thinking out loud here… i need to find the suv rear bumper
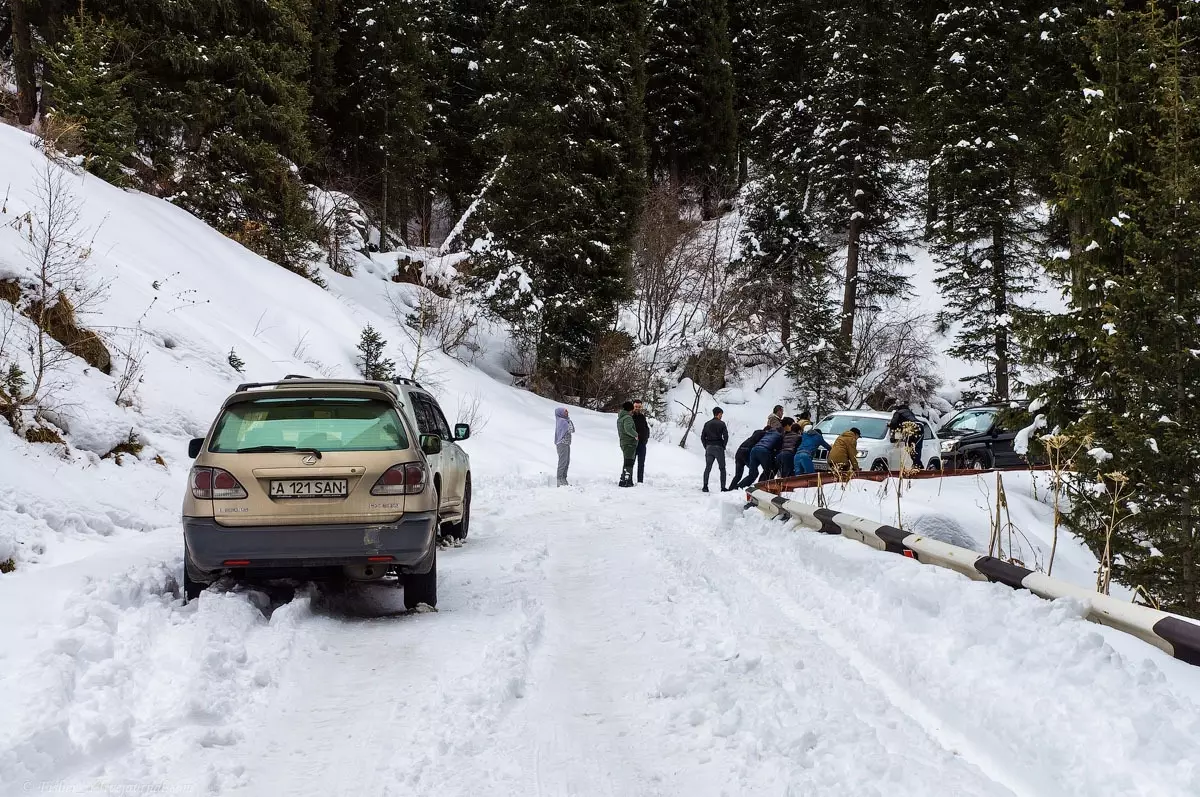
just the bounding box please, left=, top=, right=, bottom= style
left=183, top=512, right=437, bottom=575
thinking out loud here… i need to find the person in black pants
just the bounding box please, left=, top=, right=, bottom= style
left=700, top=407, right=729, bottom=492
left=728, top=426, right=768, bottom=491
left=632, top=399, right=650, bottom=483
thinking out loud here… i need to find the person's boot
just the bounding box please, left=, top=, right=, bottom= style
left=702, top=485, right=709, bottom=493
left=619, top=467, right=633, bottom=487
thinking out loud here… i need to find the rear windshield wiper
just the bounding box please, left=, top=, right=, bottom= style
left=232, top=445, right=323, bottom=459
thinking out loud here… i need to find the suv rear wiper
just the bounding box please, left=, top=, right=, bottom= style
left=233, top=445, right=323, bottom=459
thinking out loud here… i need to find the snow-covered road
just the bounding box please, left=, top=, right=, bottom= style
left=4, top=477, right=1200, bottom=797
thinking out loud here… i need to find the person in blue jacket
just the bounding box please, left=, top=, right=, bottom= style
left=793, top=422, right=832, bottom=475
left=736, top=425, right=784, bottom=488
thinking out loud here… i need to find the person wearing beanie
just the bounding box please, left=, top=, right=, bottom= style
left=700, top=407, right=729, bottom=492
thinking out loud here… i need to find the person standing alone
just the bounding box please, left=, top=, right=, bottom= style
left=617, top=401, right=639, bottom=487
left=632, top=399, right=650, bottom=483
left=700, top=407, right=729, bottom=492
left=554, top=407, right=574, bottom=486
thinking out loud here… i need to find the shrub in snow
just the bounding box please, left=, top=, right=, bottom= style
left=227, top=348, right=246, bottom=374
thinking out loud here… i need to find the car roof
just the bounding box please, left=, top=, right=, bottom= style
left=223, top=377, right=404, bottom=407
left=820, top=410, right=894, bottom=420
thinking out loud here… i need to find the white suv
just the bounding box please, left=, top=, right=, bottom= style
left=811, top=410, right=942, bottom=472
left=391, top=377, right=473, bottom=539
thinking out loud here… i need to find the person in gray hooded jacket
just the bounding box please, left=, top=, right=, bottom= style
left=554, top=407, right=575, bottom=486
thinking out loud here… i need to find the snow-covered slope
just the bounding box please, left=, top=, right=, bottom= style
left=3, top=125, right=1200, bottom=796
left=0, top=123, right=695, bottom=568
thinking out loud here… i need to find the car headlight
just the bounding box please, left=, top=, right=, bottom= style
left=940, top=440, right=958, bottom=453
left=856, top=449, right=868, bottom=459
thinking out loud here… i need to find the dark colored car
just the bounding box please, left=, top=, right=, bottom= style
left=937, top=404, right=1042, bottom=470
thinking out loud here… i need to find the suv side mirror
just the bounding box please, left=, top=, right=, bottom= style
left=454, top=423, right=471, bottom=441
left=188, top=437, right=205, bottom=458
left=420, top=434, right=443, bottom=455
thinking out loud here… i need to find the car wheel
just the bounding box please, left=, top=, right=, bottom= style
left=967, top=452, right=992, bottom=471
left=183, top=551, right=207, bottom=603
left=926, top=458, right=941, bottom=471
left=871, top=459, right=890, bottom=473
left=446, top=476, right=471, bottom=541
left=402, top=548, right=437, bottom=610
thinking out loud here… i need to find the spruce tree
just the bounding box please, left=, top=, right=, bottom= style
left=739, top=0, right=844, bottom=414
left=327, top=0, right=428, bottom=247
left=42, top=14, right=134, bottom=183
left=1028, top=1, right=1200, bottom=615
left=471, top=0, right=646, bottom=392
left=357, top=325, right=396, bottom=381
left=922, top=3, right=1042, bottom=401
left=807, top=0, right=917, bottom=345
left=422, top=0, right=496, bottom=219
left=645, top=0, right=738, bottom=218
left=91, top=0, right=318, bottom=273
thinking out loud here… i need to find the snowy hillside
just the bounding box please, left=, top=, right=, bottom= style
left=3, top=128, right=1200, bottom=796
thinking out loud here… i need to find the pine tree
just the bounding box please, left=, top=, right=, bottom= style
left=470, top=0, right=646, bottom=392
left=356, top=325, right=396, bottom=381
left=422, top=0, right=496, bottom=219
left=645, top=0, right=738, bottom=218
left=42, top=14, right=134, bottom=183
left=86, top=0, right=317, bottom=273
left=807, top=0, right=917, bottom=345
left=922, top=4, right=1042, bottom=401
left=1028, top=1, right=1200, bottom=615
left=328, top=0, right=429, bottom=246
left=738, top=1, right=844, bottom=414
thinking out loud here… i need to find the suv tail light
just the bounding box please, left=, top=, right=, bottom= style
left=371, top=463, right=426, bottom=495
left=190, top=467, right=248, bottom=500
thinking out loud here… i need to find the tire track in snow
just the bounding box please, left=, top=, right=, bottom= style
left=638, top=507, right=1018, bottom=797
left=649, top=514, right=1033, bottom=797
left=680, top=502, right=1200, bottom=797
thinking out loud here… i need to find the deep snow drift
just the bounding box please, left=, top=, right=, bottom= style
left=3, top=125, right=1200, bottom=796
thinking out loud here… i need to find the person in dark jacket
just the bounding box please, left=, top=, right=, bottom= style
left=793, top=425, right=831, bottom=475
left=632, top=399, right=650, bottom=483
left=775, top=423, right=804, bottom=478
left=737, top=427, right=784, bottom=488
left=888, top=407, right=924, bottom=469
left=762, top=417, right=793, bottom=480
left=729, top=427, right=767, bottom=490
left=617, top=402, right=639, bottom=487
left=700, top=407, right=729, bottom=492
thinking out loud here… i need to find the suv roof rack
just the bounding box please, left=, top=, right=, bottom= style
left=392, top=376, right=424, bottom=389
left=234, top=378, right=400, bottom=397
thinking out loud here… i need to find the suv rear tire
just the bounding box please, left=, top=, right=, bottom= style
left=445, top=477, right=471, bottom=540
left=402, top=548, right=437, bottom=610
left=183, top=552, right=207, bottom=603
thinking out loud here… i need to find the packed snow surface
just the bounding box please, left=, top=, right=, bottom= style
left=2, top=123, right=1200, bottom=796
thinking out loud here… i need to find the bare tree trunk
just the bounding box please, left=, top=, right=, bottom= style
left=992, top=224, right=1009, bottom=400
left=11, top=0, right=38, bottom=126
left=380, top=101, right=390, bottom=250
left=840, top=214, right=864, bottom=344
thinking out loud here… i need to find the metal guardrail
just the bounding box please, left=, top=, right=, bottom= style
left=743, top=489, right=1200, bottom=668
left=756, top=464, right=1052, bottom=495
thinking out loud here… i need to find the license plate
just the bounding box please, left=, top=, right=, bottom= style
left=269, top=479, right=349, bottom=499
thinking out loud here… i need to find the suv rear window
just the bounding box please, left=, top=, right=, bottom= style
left=815, top=414, right=890, bottom=440
left=210, top=397, right=409, bottom=453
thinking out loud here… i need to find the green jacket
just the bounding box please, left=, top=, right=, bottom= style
left=617, top=409, right=639, bottom=455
